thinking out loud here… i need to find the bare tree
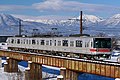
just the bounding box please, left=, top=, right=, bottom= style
left=96, top=32, right=107, bottom=37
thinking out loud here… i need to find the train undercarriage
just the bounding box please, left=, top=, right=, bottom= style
left=8, top=47, right=111, bottom=60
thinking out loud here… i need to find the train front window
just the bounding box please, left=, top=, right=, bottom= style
left=94, top=38, right=111, bottom=48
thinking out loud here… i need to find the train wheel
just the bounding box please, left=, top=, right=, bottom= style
left=117, top=57, right=120, bottom=63
left=79, top=55, right=83, bottom=59
left=86, top=56, right=92, bottom=60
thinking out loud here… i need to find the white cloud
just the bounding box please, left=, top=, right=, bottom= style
left=32, top=0, right=63, bottom=11
left=1, top=0, right=120, bottom=19
left=0, top=0, right=120, bottom=15
left=32, top=0, right=120, bottom=13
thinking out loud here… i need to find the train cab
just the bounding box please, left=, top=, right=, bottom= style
left=90, top=38, right=112, bottom=58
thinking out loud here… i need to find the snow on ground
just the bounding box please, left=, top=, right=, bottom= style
left=43, top=65, right=60, bottom=71
left=0, top=60, right=58, bottom=80
left=0, top=65, right=58, bottom=80
left=0, top=67, right=23, bottom=80
left=0, top=68, right=9, bottom=80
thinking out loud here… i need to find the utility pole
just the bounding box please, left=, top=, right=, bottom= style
left=9, top=19, right=23, bottom=36
left=68, top=11, right=83, bottom=36
left=80, top=11, right=83, bottom=35
left=18, top=20, right=22, bottom=36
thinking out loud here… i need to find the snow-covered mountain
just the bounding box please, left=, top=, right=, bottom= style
left=101, top=14, right=120, bottom=27
left=0, top=13, right=120, bottom=36
left=0, top=14, right=19, bottom=25
left=0, top=14, right=50, bottom=36
left=24, top=14, right=103, bottom=36
left=26, top=14, right=102, bottom=26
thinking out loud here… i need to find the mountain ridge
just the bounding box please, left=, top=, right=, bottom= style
left=0, top=13, right=120, bottom=36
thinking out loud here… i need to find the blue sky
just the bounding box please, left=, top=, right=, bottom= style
left=0, top=0, right=120, bottom=20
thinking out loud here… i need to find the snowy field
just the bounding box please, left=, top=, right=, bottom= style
left=0, top=66, right=58, bottom=80
left=0, top=60, right=58, bottom=80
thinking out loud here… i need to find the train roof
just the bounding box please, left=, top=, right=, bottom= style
left=8, top=36, right=111, bottom=39
left=7, top=33, right=112, bottom=39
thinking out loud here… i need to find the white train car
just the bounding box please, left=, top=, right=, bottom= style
left=6, top=36, right=112, bottom=59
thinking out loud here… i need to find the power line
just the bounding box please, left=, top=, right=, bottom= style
left=9, top=19, right=23, bottom=36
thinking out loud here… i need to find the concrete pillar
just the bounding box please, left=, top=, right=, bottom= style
left=57, top=75, right=63, bottom=80
left=28, top=61, right=32, bottom=68
left=60, top=67, right=78, bottom=80
left=60, top=67, right=66, bottom=80
left=66, top=69, right=78, bottom=80
left=28, top=61, right=42, bottom=80
left=4, top=57, right=18, bottom=73
left=28, top=61, right=34, bottom=80
left=4, top=57, right=10, bottom=72
left=25, top=67, right=30, bottom=80
left=4, top=62, right=8, bottom=72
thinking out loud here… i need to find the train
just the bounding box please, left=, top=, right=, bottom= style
left=6, top=36, right=112, bottom=59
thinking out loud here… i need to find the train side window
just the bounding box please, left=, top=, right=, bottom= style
left=87, top=42, right=89, bottom=47
left=14, top=39, right=16, bottom=44
left=26, top=39, right=28, bottom=44
left=54, top=40, right=56, bottom=46
left=85, top=42, right=87, bottom=47
left=17, top=39, right=20, bottom=44
left=21, top=40, right=23, bottom=44
left=46, top=40, right=49, bottom=45
left=85, top=42, right=89, bottom=47
left=37, top=40, right=39, bottom=45
left=58, top=41, right=61, bottom=46
left=63, top=40, right=68, bottom=46
left=11, top=39, right=14, bottom=43
left=50, top=40, right=52, bottom=46
left=29, top=40, right=31, bottom=44
left=76, top=40, right=82, bottom=47
left=23, top=39, right=26, bottom=44
left=70, top=41, right=74, bottom=47
left=32, top=40, right=36, bottom=44
left=41, top=40, right=44, bottom=45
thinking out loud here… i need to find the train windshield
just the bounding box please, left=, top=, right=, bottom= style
left=94, top=38, right=111, bottom=48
